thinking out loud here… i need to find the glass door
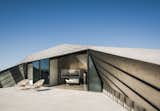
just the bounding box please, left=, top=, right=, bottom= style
left=33, top=61, right=40, bottom=83
left=40, top=59, right=49, bottom=84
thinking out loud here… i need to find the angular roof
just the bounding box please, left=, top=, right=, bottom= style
left=21, top=44, right=89, bottom=63
left=21, top=44, right=160, bottom=65
left=1, top=44, right=160, bottom=72
left=91, top=46, right=160, bottom=65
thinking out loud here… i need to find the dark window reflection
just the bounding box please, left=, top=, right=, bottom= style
left=40, top=59, right=49, bottom=84
left=33, top=61, right=40, bottom=83
left=88, top=56, right=102, bottom=92
left=32, top=59, right=49, bottom=84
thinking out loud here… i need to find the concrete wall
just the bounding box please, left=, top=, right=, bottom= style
left=0, top=71, right=16, bottom=88
left=0, top=65, right=25, bottom=88
left=90, top=50, right=160, bottom=111
left=27, top=63, right=33, bottom=81
left=50, top=58, right=58, bottom=86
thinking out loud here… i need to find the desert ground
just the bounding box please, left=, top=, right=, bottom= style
left=0, top=87, right=127, bottom=111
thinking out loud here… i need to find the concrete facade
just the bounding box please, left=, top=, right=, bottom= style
left=0, top=66, right=25, bottom=88
left=0, top=71, right=15, bottom=88
left=50, top=59, right=58, bottom=86
left=27, top=63, right=33, bottom=81
left=90, top=50, right=160, bottom=111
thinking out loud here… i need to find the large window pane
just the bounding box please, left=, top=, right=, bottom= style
left=88, top=55, right=102, bottom=92
left=33, top=61, right=40, bottom=83
left=40, top=59, right=49, bottom=84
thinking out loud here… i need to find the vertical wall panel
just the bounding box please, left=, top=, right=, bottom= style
left=0, top=71, right=16, bottom=87
left=27, top=63, right=33, bottom=81
left=0, top=65, right=25, bottom=88
left=50, top=59, right=58, bottom=86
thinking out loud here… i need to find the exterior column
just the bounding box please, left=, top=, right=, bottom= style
left=50, top=59, right=58, bottom=86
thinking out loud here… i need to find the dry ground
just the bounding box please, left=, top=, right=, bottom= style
left=0, top=87, right=127, bottom=111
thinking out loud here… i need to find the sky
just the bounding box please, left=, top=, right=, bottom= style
left=0, top=0, right=160, bottom=70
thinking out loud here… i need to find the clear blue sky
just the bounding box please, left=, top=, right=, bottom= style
left=0, top=0, right=160, bottom=70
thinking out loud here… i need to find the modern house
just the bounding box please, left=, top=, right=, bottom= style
left=0, top=44, right=159, bottom=111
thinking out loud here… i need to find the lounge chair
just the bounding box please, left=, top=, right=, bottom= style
left=20, top=79, right=45, bottom=90
left=33, top=79, right=45, bottom=88
left=17, top=79, right=29, bottom=87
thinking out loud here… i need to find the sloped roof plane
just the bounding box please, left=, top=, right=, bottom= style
left=21, top=44, right=160, bottom=65
left=21, top=44, right=89, bottom=63
left=1, top=44, right=160, bottom=72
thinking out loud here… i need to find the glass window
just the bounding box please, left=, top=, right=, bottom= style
left=40, top=59, right=49, bottom=84
left=88, top=55, right=102, bottom=92
left=32, top=61, right=40, bottom=83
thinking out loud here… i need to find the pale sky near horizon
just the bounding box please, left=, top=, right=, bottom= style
left=0, top=0, right=160, bottom=70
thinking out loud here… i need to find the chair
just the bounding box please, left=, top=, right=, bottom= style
left=19, top=79, right=45, bottom=90
left=17, top=79, right=29, bottom=87
left=33, top=79, right=45, bottom=88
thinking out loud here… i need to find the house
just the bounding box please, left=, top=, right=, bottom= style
left=0, top=44, right=159, bottom=111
